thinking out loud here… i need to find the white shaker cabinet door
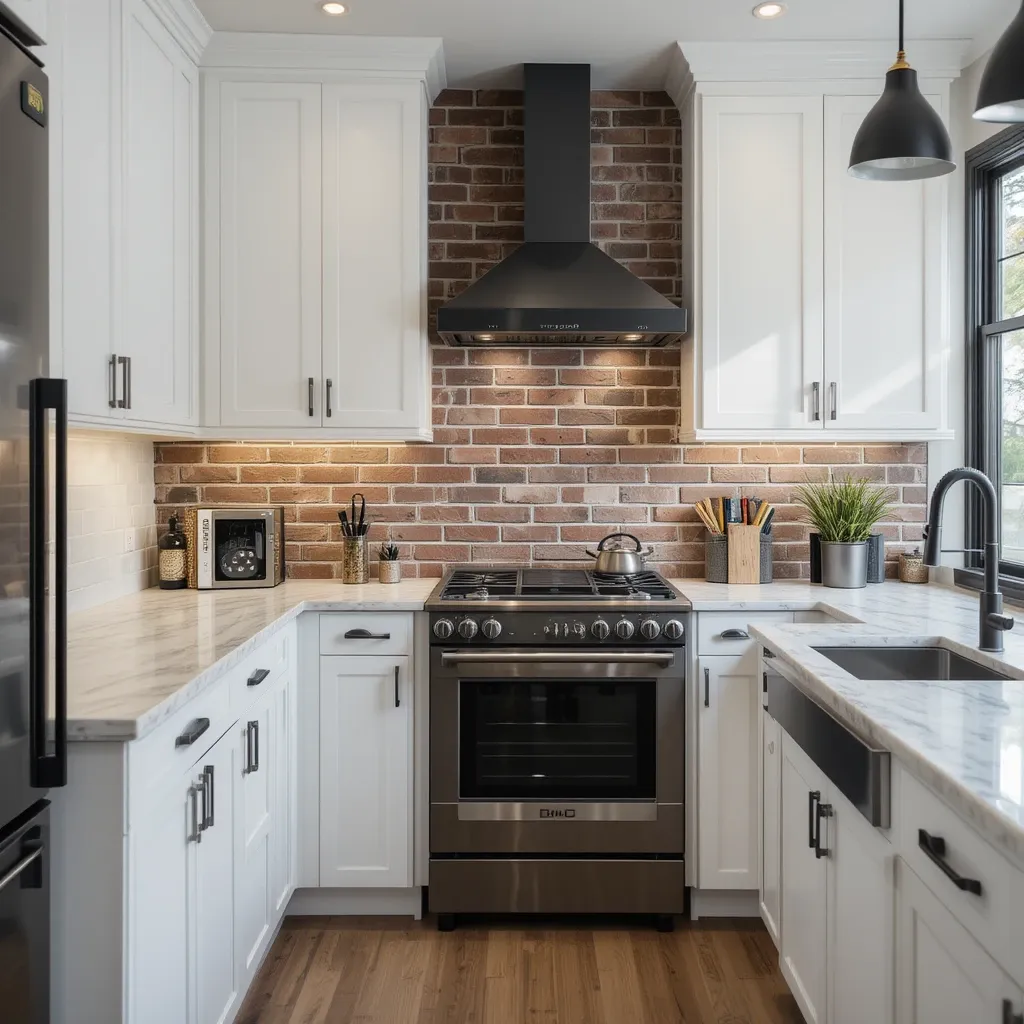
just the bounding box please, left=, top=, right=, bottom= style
left=759, top=708, right=782, bottom=948
left=700, top=95, right=824, bottom=431
left=895, top=859, right=1022, bottom=1024
left=321, top=82, right=429, bottom=436
left=214, top=81, right=323, bottom=428
left=697, top=653, right=760, bottom=889
left=122, top=0, right=197, bottom=427
left=5, top=0, right=46, bottom=40
left=823, top=94, right=946, bottom=433
left=319, top=656, right=412, bottom=888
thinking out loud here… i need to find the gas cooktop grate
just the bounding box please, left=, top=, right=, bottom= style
left=437, top=567, right=678, bottom=602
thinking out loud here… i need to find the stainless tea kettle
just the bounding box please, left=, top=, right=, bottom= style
left=586, top=533, right=653, bottom=575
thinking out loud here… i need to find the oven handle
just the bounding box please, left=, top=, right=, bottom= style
left=439, top=650, right=676, bottom=667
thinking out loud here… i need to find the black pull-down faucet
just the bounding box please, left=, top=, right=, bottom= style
left=922, top=467, right=1015, bottom=653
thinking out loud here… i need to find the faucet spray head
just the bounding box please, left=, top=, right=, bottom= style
left=922, top=522, right=941, bottom=567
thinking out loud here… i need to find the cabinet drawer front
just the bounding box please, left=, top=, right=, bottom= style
left=697, top=611, right=794, bottom=655
left=899, top=770, right=1024, bottom=982
left=319, top=613, right=412, bottom=656
left=228, top=628, right=290, bottom=717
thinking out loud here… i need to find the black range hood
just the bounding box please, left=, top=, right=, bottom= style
left=436, top=64, right=688, bottom=347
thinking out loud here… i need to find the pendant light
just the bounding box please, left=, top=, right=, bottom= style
left=848, top=0, right=955, bottom=181
left=974, top=1, right=1024, bottom=122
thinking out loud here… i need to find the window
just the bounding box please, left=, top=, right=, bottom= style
left=966, top=127, right=1024, bottom=576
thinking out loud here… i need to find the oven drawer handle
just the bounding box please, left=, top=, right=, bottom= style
left=0, top=844, right=43, bottom=895
left=439, top=651, right=675, bottom=666
left=918, top=829, right=983, bottom=896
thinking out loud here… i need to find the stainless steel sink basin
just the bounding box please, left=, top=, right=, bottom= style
left=811, top=645, right=1014, bottom=682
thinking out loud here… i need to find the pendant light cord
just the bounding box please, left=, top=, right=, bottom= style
left=899, top=0, right=904, bottom=53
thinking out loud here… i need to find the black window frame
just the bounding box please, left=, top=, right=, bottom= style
left=965, top=125, right=1024, bottom=580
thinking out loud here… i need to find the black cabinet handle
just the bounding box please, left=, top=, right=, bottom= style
left=830, top=381, right=838, bottom=421
left=344, top=628, right=391, bottom=640
left=812, top=381, right=821, bottom=421
left=918, top=829, right=983, bottom=896
left=1002, top=999, right=1024, bottom=1024
left=815, top=802, right=833, bottom=859
left=203, top=765, right=215, bottom=828
left=175, top=717, right=210, bottom=748
left=762, top=670, right=768, bottom=694
left=252, top=721, right=259, bottom=773
left=308, top=377, right=314, bottom=417
left=720, top=629, right=750, bottom=640
left=704, top=666, right=710, bottom=708
left=188, top=783, right=202, bottom=844
left=247, top=668, right=270, bottom=687
left=808, top=790, right=820, bottom=849
left=326, top=378, right=333, bottom=418
left=117, top=355, right=130, bottom=410
left=395, top=665, right=400, bottom=708
left=244, top=721, right=255, bottom=775
left=108, top=355, right=118, bottom=409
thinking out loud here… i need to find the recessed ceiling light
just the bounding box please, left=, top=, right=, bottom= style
left=753, top=2, right=787, bottom=18
left=321, top=2, right=347, bottom=14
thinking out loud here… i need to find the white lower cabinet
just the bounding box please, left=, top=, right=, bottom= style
left=319, top=655, right=412, bottom=887
left=759, top=708, right=781, bottom=948
left=895, top=860, right=1022, bottom=1024
left=697, top=652, right=760, bottom=889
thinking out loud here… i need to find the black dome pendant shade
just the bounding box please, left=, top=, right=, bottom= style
left=974, top=0, right=1024, bottom=123
left=848, top=0, right=955, bottom=181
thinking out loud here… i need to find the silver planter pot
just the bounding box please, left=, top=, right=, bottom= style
left=820, top=541, right=869, bottom=589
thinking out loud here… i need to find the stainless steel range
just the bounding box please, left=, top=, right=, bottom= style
left=426, top=567, right=690, bottom=930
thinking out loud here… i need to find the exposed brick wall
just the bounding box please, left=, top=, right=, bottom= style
left=153, top=89, right=927, bottom=582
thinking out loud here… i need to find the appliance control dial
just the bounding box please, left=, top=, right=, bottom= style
left=433, top=618, right=455, bottom=640
left=640, top=619, right=662, bottom=640
left=591, top=619, right=611, bottom=641
left=481, top=618, right=502, bottom=640
left=458, top=618, right=479, bottom=640
left=572, top=622, right=587, bottom=639
left=615, top=619, right=635, bottom=640
left=664, top=619, right=685, bottom=640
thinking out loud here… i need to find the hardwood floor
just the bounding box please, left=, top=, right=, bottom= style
left=236, top=916, right=803, bottom=1024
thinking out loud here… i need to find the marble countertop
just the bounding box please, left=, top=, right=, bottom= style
left=67, top=579, right=437, bottom=741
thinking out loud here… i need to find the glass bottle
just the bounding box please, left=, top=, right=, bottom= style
left=158, top=515, right=188, bottom=590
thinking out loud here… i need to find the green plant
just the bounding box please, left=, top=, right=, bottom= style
left=378, top=542, right=400, bottom=562
left=796, top=476, right=892, bottom=544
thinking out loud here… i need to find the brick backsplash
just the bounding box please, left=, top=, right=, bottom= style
left=153, top=89, right=927, bottom=581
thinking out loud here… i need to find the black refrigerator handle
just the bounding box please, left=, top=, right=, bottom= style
left=29, top=378, right=68, bottom=789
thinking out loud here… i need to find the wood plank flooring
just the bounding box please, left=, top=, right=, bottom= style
left=236, top=916, right=803, bottom=1024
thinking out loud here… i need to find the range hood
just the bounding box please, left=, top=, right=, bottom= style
left=436, top=64, right=688, bottom=347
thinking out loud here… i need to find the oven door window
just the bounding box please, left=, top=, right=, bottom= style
left=459, top=678, right=657, bottom=801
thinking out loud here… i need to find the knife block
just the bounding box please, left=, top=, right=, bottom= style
left=727, top=525, right=762, bottom=585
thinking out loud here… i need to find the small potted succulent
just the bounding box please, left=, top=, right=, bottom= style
left=796, top=477, right=892, bottom=589
left=377, top=542, right=402, bottom=584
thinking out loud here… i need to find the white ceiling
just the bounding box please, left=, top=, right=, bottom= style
left=194, top=0, right=1019, bottom=88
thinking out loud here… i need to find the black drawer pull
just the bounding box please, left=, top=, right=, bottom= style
left=815, top=802, right=833, bottom=859
left=720, top=629, right=750, bottom=640
left=175, top=717, right=210, bottom=748
left=247, top=668, right=270, bottom=687
left=918, top=830, right=983, bottom=896
left=808, top=790, right=819, bottom=849
left=344, top=628, right=391, bottom=640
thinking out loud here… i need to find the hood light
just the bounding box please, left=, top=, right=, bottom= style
left=621, top=334, right=644, bottom=341
left=321, top=2, right=347, bottom=13
left=753, top=3, right=787, bottom=18
left=473, top=334, right=497, bottom=342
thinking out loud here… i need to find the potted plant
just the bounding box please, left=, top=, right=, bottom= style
left=796, top=477, right=892, bottom=589
left=378, top=542, right=402, bottom=584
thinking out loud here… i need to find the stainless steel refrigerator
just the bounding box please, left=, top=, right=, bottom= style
left=0, top=7, right=67, bottom=1023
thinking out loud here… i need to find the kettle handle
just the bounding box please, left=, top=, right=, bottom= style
left=597, top=532, right=643, bottom=552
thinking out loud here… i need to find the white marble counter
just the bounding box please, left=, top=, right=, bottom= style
left=67, top=579, right=436, bottom=741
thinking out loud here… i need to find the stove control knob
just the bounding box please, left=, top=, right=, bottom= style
left=481, top=618, right=502, bottom=640
left=458, top=618, right=479, bottom=640
left=640, top=619, right=662, bottom=640
left=572, top=622, right=587, bottom=639
left=615, top=619, right=635, bottom=640
left=591, top=619, right=611, bottom=641
left=664, top=619, right=685, bottom=641
left=433, top=618, right=455, bottom=640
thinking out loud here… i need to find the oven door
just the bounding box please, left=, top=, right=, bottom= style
left=430, top=648, right=684, bottom=855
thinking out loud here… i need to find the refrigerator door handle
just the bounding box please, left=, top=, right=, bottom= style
left=29, top=378, right=68, bottom=789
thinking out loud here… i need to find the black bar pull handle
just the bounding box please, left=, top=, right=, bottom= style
left=394, top=664, right=400, bottom=708
left=704, top=666, right=710, bottom=708
left=808, top=790, right=820, bottom=849
left=815, top=802, right=833, bottom=859
left=108, top=355, right=118, bottom=408
left=918, top=829, right=983, bottom=896
left=247, top=668, right=270, bottom=687
left=29, top=378, right=68, bottom=789
left=1002, top=999, right=1024, bottom=1024
left=203, top=765, right=215, bottom=828
left=253, top=720, right=259, bottom=773
left=175, top=717, right=210, bottom=748
left=188, top=783, right=202, bottom=843
left=326, top=378, right=333, bottom=418
left=812, top=381, right=821, bottom=421
left=117, top=355, right=129, bottom=410
left=719, top=629, right=750, bottom=640
left=308, top=377, right=314, bottom=417
left=344, top=628, right=391, bottom=640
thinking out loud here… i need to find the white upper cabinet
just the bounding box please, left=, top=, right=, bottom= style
left=823, top=94, right=945, bottom=434
left=202, top=46, right=437, bottom=441
left=214, top=81, right=323, bottom=429
left=699, top=95, right=824, bottom=433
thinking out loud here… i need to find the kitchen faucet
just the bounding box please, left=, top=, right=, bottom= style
left=922, top=467, right=1015, bottom=653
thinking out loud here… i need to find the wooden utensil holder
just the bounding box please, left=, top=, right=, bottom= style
left=727, top=524, right=762, bottom=585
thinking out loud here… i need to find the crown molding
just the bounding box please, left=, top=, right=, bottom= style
left=202, top=33, right=447, bottom=102
left=672, top=39, right=970, bottom=85
left=141, top=0, right=212, bottom=63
